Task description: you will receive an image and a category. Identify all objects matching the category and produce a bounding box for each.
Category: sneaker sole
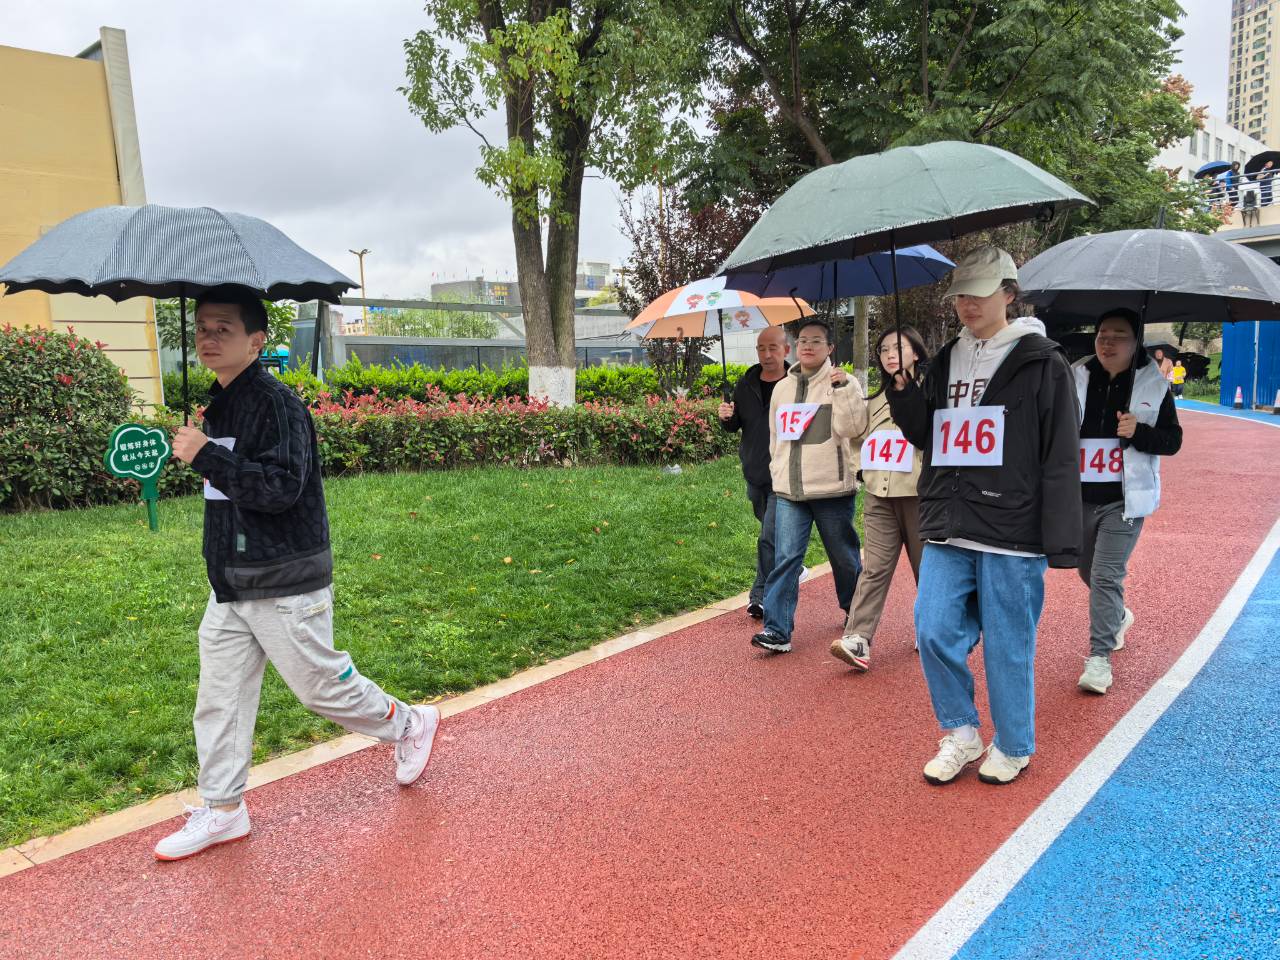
[154,829,250,862]
[1078,678,1111,694]
[923,755,982,786]
[750,637,791,654]
[978,766,1028,786]
[829,638,869,671]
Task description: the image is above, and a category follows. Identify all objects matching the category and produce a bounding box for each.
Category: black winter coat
[886,333,1083,567]
[191,364,333,602]
[719,363,789,489]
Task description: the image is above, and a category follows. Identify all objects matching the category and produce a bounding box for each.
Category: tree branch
[927,2,977,112]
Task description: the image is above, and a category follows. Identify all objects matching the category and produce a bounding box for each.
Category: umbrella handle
[180,290,190,427]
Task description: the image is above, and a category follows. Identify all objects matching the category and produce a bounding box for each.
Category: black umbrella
[0,204,356,422]
[1243,151,1280,175]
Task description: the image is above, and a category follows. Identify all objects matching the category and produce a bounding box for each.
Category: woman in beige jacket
[830,326,929,671]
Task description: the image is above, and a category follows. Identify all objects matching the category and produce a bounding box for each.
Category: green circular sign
[104,424,173,531]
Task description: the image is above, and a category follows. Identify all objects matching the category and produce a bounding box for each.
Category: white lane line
[891,515,1280,960]
[1176,403,1280,428]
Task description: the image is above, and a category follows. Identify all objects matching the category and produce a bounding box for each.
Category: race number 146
[931,407,1005,467]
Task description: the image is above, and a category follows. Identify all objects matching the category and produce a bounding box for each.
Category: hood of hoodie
[947,320,1041,407]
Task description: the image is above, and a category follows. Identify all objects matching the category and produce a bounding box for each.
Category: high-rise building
[1228,0,1279,145]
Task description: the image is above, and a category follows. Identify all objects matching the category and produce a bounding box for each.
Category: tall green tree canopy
[403,0,709,404]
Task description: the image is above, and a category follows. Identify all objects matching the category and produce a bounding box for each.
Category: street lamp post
[348,248,370,327]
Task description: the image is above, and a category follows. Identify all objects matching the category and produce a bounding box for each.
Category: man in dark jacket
[155,285,439,862]
[887,246,1081,788]
[718,325,791,619]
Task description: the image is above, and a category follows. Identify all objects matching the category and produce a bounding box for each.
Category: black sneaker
[746,602,765,620]
[751,631,791,653]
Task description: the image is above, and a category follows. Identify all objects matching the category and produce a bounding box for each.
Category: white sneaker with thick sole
[923,733,985,785]
[154,802,251,861]
[1079,655,1113,694]
[830,634,871,671]
[978,744,1030,785]
[395,704,441,786]
[1113,607,1135,651]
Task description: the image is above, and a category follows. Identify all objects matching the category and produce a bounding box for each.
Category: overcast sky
[8,1,1235,297]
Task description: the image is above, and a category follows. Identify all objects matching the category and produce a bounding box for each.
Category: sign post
[104,424,173,531]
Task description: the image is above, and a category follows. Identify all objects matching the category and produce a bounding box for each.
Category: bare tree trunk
[540,115,591,405]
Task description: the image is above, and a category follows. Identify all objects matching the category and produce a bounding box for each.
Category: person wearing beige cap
[886,245,1081,787]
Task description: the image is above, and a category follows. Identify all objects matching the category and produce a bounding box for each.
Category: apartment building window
[1203,133,1211,159]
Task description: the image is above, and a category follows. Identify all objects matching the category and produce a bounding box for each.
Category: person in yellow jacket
[1171,358,1186,398]
[751,318,869,653]
[831,326,930,671]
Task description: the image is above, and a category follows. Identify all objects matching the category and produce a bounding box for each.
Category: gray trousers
[746,481,777,605]
[1077,501,1144,657]
[195,586,409,805]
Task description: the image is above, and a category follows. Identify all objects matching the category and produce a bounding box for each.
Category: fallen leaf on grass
[371,554,383,560]
[503,556,513,564]
[528,569,543,575]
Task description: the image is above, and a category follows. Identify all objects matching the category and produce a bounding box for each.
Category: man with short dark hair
[751,318,868,654]
[718,325,791,620]
[157,284,439,861]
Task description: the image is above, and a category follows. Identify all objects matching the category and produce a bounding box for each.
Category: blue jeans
[745,482,777,605]
[762,495,862,641]
[914,543,1047,757]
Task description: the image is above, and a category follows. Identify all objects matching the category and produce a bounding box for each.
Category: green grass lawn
[0,458,843,846]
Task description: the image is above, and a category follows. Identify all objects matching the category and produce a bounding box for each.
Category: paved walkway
[1,408,1278,959]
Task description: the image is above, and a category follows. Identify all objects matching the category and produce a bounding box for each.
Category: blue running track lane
[1176,398,1280,428]
[895,515,1280,960]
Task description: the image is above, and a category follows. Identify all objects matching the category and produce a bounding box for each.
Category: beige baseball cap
[943,245,1019,299]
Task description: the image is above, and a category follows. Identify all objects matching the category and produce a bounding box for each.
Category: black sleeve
[885,376,932,451]
[1038,353,1083,568]
[191,392,311,514]
[1130,389,1182,456]
[719,378,744,433]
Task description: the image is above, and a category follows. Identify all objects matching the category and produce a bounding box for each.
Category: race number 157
[931,407,1005,467]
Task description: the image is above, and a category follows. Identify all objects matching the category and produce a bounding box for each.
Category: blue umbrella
[1194,160,1231,179]
[724,244,953,302]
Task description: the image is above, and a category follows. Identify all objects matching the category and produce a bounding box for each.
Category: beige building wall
[1229,0,1280,146]
[0,28,162,409]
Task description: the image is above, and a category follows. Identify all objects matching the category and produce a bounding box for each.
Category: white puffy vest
[1073,358,1170,519]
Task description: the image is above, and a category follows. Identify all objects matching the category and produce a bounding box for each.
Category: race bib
[860,429,914,473]
[202,437,236,500]
[931,407,1004,467]
[776,403,821,440]
[1079,438,1124,482]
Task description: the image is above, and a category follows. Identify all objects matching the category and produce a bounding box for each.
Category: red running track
[2,411,1278,960]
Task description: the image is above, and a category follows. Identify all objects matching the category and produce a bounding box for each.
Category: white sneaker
[395,704,440,786]
[923,733,985,785]
[1079,655,1113,694]
[798,566,812,584]
[830,634,871,671]
[1113,607,1135,651]
[978,744,1030,785]
[154,802,251,861]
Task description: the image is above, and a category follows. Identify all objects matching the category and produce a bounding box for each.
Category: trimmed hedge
[162,358,752,412]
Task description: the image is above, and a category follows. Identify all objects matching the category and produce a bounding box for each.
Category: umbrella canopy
[1243,151,1280,176]
[724,245,953,302]
[0,204,356,303]
[625,277,814,338]
[1194,160,1232,179]
[720,141,1091,274]
[1019,229,1280,328]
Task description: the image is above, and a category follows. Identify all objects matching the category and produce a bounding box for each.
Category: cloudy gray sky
[9,1,1235,297]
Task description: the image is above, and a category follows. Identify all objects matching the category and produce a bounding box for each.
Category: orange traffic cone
[1272,388,1280,415]
[1234,386,1244,409]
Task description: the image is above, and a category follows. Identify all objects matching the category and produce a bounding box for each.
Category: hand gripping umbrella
[719,140,1092,376]
[0,204,357,423]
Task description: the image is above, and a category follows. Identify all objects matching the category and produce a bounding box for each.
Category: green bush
[160,366,217,415]
[0,325,136,510]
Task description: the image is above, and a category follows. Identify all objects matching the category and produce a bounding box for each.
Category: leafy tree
[402,1,709,405]
[154,298,296,357]
[365,292,501,339]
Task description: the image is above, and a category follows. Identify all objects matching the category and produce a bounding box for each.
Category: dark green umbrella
[721,140,1091,274]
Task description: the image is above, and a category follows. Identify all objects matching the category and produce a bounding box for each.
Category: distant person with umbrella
[718,325,793,621]
[155,285,440,861]
[1258,160,1275,207]
[1073,309,1182,696]
[886,247,1082,787]
[830,325,929,672]
[750,317,869,654]
[1223,161,1243,206]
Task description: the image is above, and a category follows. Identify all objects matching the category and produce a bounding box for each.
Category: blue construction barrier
[1220,320,1280,408]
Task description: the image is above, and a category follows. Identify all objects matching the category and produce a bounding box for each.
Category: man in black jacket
[718,326,791,620]
[155,285,439,862]
[887,246,1081,788]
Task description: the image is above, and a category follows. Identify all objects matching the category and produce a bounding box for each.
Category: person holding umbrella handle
[157,285,441,862]
[886,246,1082,787]
[1073,309,1182,696]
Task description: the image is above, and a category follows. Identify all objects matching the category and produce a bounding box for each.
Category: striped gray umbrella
[0,204,356,420]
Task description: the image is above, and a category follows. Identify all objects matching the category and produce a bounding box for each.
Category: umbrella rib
[211,208,267,293]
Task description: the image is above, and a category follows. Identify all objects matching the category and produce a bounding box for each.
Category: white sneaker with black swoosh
[154,802,251,861]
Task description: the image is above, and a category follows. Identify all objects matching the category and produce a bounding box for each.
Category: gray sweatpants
[1077,501,1144,658]
[195,586,410,805]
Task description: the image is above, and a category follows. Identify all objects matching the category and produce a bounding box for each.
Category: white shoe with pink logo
[154,802,251,861]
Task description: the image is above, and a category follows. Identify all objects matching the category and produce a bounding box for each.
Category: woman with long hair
[830,325,930,672]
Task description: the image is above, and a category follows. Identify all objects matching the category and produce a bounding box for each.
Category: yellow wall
[0,35,162,409]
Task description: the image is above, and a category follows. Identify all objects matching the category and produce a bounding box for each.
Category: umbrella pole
[890,233,904,388]
[718,311,730,400]
[180,289,190,427]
